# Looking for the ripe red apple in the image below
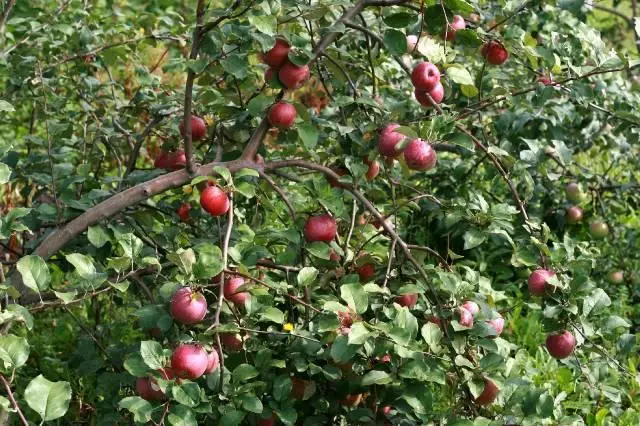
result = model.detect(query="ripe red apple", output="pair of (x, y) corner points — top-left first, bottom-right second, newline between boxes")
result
(589, 220), (609, 238)
(527, 269), (555, 297)
(539, 75), (555, 86)
(382, 405), (392, 415)
(545, 330), (576, 359)
(200, 185), (230, 217)
(136, 369), (176, 401)
(566, 182), (584, 202)
(486, 314), (504, 336)
(340, 393), (362, 407)
(415, 82), (444, 108)
(224, 276), (249, 305)
(154, 150), (186, 171)
(177, 203), (191, 222)
(365, 160), (380, 181)
(338, 310), (355, 329)
(457, 307), (474, 327)
(443, 15), (466, 41)
(481, 41), (509, 65)
(258, 414), (276, 426)
(356, 263), (375, 282)
(608, 271), (624, 284)
(461, 301), (479, 316)
(406, 35), (418, 53)
(264, 67), (275, 83)
(304, 214), (337, 242)
(203, 350), (219, 374)
(411, 62), (441, 91)
(279, 61), (310, 89)
(396, 293), (418, 309)
(221, 333), (244, 352)
(475, 377), (499, 405)
(328, 167), (349, 188)
(170, 287), (208, 324)
(171, 344), (209, 379)
(566, 206), (583, 224)
(290, 377), (308, 400)
(378, 123), (406, 158)
(179, 115), (207, 141)
(262, 38), (290, 68)
(403, 139), (437, 171)
(268, 101), (297, 128)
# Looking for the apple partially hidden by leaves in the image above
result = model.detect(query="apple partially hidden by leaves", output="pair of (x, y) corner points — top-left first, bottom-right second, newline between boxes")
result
(411, 61), (441, 91)
(304, 214), (337, 242)
(179, 115), (207, 141)
(527, 269), (555, 297)
(262, 38), (290, 68)
(396, 293), (418, 309)
(170, 287), (207, 324)
(442, 15), (466, 41)
(546, 330), (576, 359)
(223, 275), (249, 305)
(608, 271), (624, 284)
(475, 377), (499, 405)
(279, 61), (310, 89)
(481, 41), (509, 65)
(403, 139), (437, 171)
(200, 185), (230, 217)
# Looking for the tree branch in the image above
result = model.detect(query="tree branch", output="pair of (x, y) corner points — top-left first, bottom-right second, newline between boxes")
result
(0, 0), (17, 34)
(0, 374), (28, 426)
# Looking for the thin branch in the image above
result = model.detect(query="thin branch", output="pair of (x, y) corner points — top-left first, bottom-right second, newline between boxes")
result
(0, 0), (17, 34)
(258, 171), (297, 221)
(125, 109), (179, 176)
(591, 4), (632, 25)
(0, 374), (28, 426)
(487, 0), (533, 32)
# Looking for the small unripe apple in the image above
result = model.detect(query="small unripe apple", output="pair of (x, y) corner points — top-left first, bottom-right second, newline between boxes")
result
(545, 330), (576, 359)
(179, 115), (207, 141)
(481, 41), (509, 65)
(203, 350), (219, 374)
(589, 220), (609, 238)
(396, 293), (418, 308)
(170, 287), (208, 325)
(304, 214), (337, 242)
(340, 393), (362, 407)
(415, 82), (444, 108)
(461, 301), (479, 316)
(356, 263), (375, 282)
(268, 101), (297, 129)
(378, 124), (406, 158)
(406, 35), (418, 53)
(608, 271), (624, 284)
(365, 160), (380, 181)
(566, 182), (584, 202)
(279, 61), (310, 89)
(486, 314), (504, 336)
(457, 307), (474, 327)
(171, 344), (209, 379)
(177, 203), (191, 222)
(475, 377), (499, 405)
(224, 276), (249, 305)
(262, 38), (290, 68)
(403, 139), (437, 171)
(411, 62), (441, 91)
(442, 15), (466, 41)
(221, 333), (244, 352)
(527, 269), (555, 297)
(200, 186), (230, 217)
(566, 206), (583, 224)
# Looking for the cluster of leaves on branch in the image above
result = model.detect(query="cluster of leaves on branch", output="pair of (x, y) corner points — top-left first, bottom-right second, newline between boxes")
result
(0, 0), (639, 425)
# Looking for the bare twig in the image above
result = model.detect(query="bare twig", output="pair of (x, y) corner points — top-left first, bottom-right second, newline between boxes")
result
(0, 374), (28, 426)
(0, 0), (17, 34)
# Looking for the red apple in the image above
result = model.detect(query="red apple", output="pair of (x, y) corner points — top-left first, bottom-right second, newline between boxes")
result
(378, 124), (406, 158)
(221, 333), (244, 352)
(415, 82), (444, 108)
(258, 414), (276, 426)
(304, 214), (337, 242)
(382, 405), (392, 415)
(171, 344), (209, 379)
(539, 75), (555, 86)
(365, 160), (380, 181)
(566, 206), (583, 224)
(443, 15), (466, 41)
(475, 377), (499, 405)
(338, 310), (355, 328)
(268, 101), (297, 129)
(340, 393), (362, 407)
(136, 369), (176, 401)
(545, 330), (576, 359)
(154, 150), (186, 171)
(177, 203), (191, 222)
(224, 275), (249, 305)
(264, 67), (275, 82)
(378, 354), (392, 364)
(486, 314), (504, 336)
(406, 35), (418, 53)
(203, 350), (219, 374)
(170, 287), (208, 325)
(589, 220), (609, 238)
(291, 377), (308, 400)
(457, 307), (474, 327)
(427, 315), (443, 328)
(411, 62), (441, 91)
(481, 41), (509, 65)
(403, 139), (437, 171)
(262, 38), (290, 68)
(608, 271), (624, 284)
(396, 293), (418, 308)
(279, 61), (310, 89)
(461, 301), (479, 316)
(527, 269), (555, 297)
(328, 167), (349, 188)
(200, 185), (230, 217)
(566, 182), (584, 201)
(356, 263), (375, 282)
(179, 115), (207, 141)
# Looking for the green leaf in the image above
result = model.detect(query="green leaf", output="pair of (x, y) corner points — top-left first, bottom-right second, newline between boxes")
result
(168, 405), (198, 426)
(421, 322), (442, 349)
(24, 375), (72, 421)
(583, 288), (611, 316)
(4, 305), (34, 330)
(167, 248), (196, 276)
(219, 409), (245, 426)
(240, 394), (263, 413)
(194, 243), (223, 279)
(0, 163), (11, 184)
(443, 0), (474, 14)
(213, 166), (233, 185)
(0, 334), (29, 370)
(54, 290), (77, 304)
(447, 65), (474, 86)
(463, 229), (486, 250)
(65, 253), (98, 279)
(249, 15), (277, 35)
(232, 364), (259, 382)
(272, 375), (292, 402)
(383, 13), (418, 28)
(347, 323), (370, 345)
(297, 267), (318, 286)
(140, 340), (166, 370)
(247, 94), (273, 117)
(172, 382), (201, 407)
(0, 100), (15, 112)
(259, 307), (285, 324)
(119, 396), (153, 423)
(340, 283), (368, 314)
(361, 370), (392, 386)
(123, 353), (151, 377)
(330, 335), (359, 363)
(383, 29), (407, 55)
(298, 123), (318, 149)
(88, 225), (110, 248)
(16, 255), (50, 294)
